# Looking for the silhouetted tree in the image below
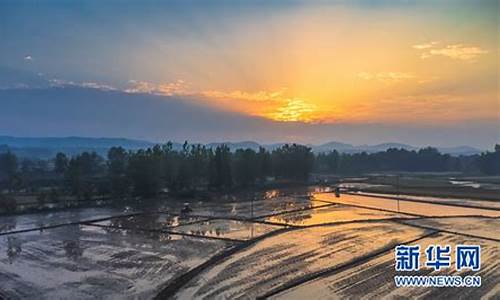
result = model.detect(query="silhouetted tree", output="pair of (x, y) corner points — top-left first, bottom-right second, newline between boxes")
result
(127, 148), (162, 197)
(7, 140), (498, 205)
(256, 147), (272, 183)
(107, 147), (129, 197)
(0, 151), (20, 191)
(54, 152), (69, 174)
(233, 149), (258, 186)
(210, 145), (232, 189)
(477, 144), (500, 175)
(65, 152), (104, 199)
(314, 147), (468, 174)
(272, 144), (314, 181)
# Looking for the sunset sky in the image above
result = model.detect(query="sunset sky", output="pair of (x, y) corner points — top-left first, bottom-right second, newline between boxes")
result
(0, 0), (498, 147)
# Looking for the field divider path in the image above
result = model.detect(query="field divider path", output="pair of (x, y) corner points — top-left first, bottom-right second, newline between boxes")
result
(254, 214), (496, 231)
(344, 191), (500, 211)
(183, 201), (337, 228)
(313, 197), (424, 217)
(83, 222), (245, 243)
(315, 193), (500, 218)
(393, 219), (500, 243)
(153, 217), (436, 297)
(154, 226), (296, 299)
(82, 214), (217, 231)
(249, 202), (336, 220)
(0, 196), (116, 218)
(0, 209), (210, 237)
(0, 211), (148, 236)
(256, 230), (440, 299)
(162, 216), (216, 229)
(182, 214), (300, 228)
(152, 195), (499, 298)
(311, 195), (499, 241)
(0, 198), (329, 237)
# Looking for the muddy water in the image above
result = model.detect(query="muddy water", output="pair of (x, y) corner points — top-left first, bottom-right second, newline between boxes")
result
(354, 191), (500, 210)
(402, 217), (500, 241)
(175, 221), (429, 299)
(0, 207), (136, 234)
(272, 232), (500, 300)
(188, 196), (326, 219)
(90, 213), (208, 230)
(0, 187), (322, 235)
(170, 219), (285, 241)
(315, 193), (500, 217)
(449, 179), (500, 190)
(0, 187), (323, 299)
(263, 204), (410, 226)
(1, 189), (497, 299)
(0, 224), (232, 299)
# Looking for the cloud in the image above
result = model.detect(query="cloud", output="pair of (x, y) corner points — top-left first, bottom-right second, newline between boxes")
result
(356, 72), (416, 82)
(412, 41), (439, 50)
(125, 79), (286, 103)
(123, 80), (318, 122)
(428, 45), (488, 60)
(52, 78), (283, 105)
(200, 89), (285, 102)
(1, 87), (497, 148)
(41, 77), (304, 122)
(413, 42), (488, 61)
(199, 89), (325, 123)
(49, 79), (116, 91)
(125, 80), (189, 96)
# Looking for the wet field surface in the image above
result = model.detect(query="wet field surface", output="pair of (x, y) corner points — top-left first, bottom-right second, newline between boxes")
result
(175, 221), (430, 299)
(352, 191), (500, 210)
(271, 233), (499, 300)
(0, 225), (230, 299)
(261, 203), (411, 226)
(0, 189), (498, 299)
(0, 207), (138, 235)
(315, 193), (500, 217)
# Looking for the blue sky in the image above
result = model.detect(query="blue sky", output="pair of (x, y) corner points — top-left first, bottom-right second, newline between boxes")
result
(0, 0), (498, 148)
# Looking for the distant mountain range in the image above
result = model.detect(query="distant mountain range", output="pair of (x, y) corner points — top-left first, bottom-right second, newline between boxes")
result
(1, 85), (496, 149)
(311, 141), (482, 156)
(0, 136), (485, 159)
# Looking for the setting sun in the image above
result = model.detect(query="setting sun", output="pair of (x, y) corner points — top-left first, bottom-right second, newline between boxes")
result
(265, 98), (319, 122)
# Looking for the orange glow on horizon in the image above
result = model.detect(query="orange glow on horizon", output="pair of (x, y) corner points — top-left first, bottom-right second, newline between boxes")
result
(126, 4), (497, 125)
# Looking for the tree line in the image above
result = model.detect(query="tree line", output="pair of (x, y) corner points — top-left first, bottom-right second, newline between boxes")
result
(314, 145), (500, 175)
(0, 142), (313, 199)
(0, 143), (499, 200)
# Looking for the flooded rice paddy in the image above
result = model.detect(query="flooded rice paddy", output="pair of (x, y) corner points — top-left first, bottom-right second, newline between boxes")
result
(272, 233), (499, 300)
(353, 191), (500, 210)
(261, 204), (411, 226)
(315, 193), (500, 217)
(168, 219), (283, 241)
(0, 224), (230, 299)
(175, 221), (430, 299)
(0, 189), (498, 299)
